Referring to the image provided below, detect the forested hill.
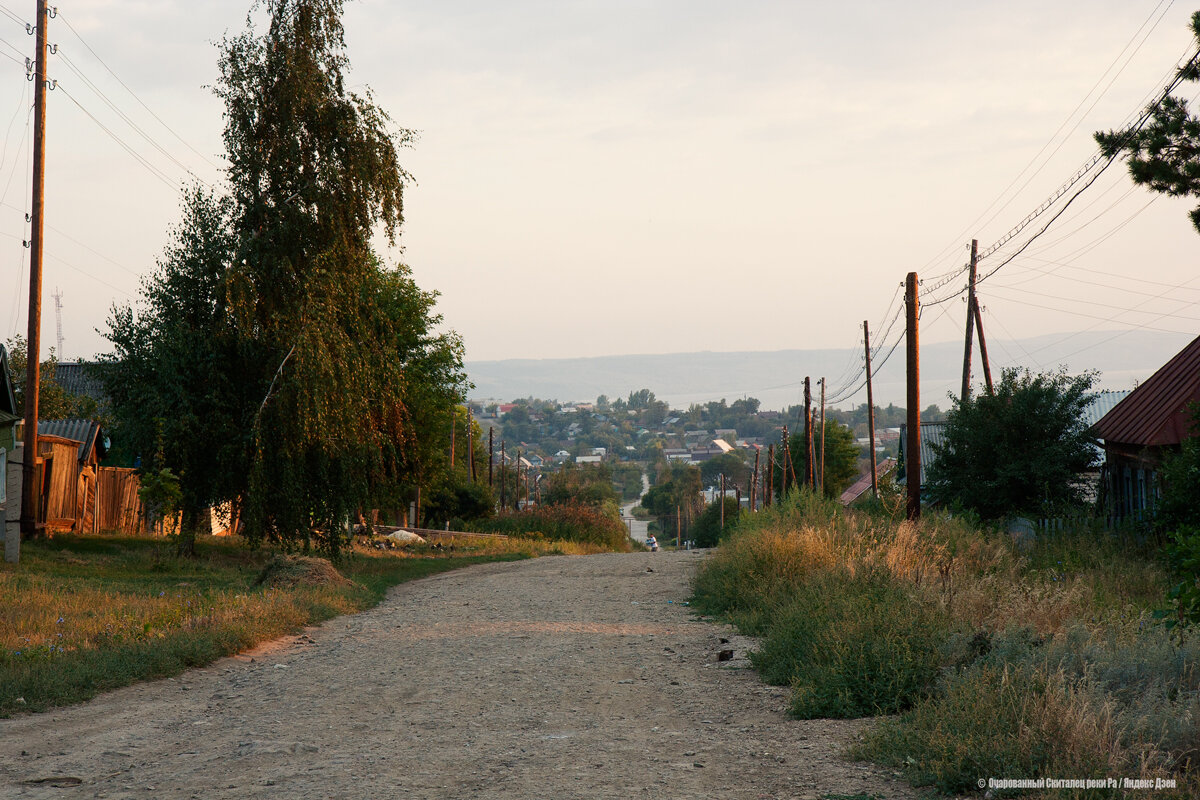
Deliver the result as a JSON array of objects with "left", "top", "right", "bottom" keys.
[{"left": 466, "top": 329, "right": 1193, "bottom": 410}]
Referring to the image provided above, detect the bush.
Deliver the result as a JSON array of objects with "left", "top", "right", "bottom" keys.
[
  {"left": 691, "top": 498, "right": 739, "bottom": 548},
  {"left": 471, "top": 502, "right": 631, "bottom": 551},
  {"left": 752, "top": 569, "right": 953, "bottom": 717}
]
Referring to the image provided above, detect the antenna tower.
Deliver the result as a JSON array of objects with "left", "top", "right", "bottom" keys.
[{"left": 53, "top": 287, "right": 63, "bottom": 357}]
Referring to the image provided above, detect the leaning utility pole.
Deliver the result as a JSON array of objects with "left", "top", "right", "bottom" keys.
[
  {"left": 19, "top": 0, "right": 50, "bottom": 550},
  {"left": 960, "top": 239, "right": 978, "bottom": 401},
  {"left": 973, "top": 298, "right": 994, "bottom": 395},
  {"left": 905, "top": 272, "right": 921, "bottom": 521},
  {"left": 864, "top": 320, "right": 879, "bottom": 499}
]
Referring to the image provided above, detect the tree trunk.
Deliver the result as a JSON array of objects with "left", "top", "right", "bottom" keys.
[{"left": 177, "top": 506, "right": 199, "bottom": 558}]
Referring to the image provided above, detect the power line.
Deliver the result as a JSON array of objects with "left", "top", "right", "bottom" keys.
[
  {"left": 57, "top": 50, "right": 210, "bottom": 185},
  {"left": 57, "top": 83, "right": 182, "bottom": 191},
  {"left": 57, "top": 11, "right": 222, "bottom": 172}
]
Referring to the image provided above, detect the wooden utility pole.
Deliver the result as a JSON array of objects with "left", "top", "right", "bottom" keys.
[
  {"left": 449, "top": 409, "right": 456, "bottom": 468},
  {"left": 803, "top": 378, "right": 813, "bottom": 488},
  {"left": 19, "top": 0, "right": 50, "bottom": 548},
  {"left": 499, "top": 440, "right": 506, "bottom": 509},
  {"left": 515, "top": 449, "right": 522, "bottom": 509},
  {"left": 818, "top": 377, "right": 826, "bottom": 494},
  {"left": 488, "top": 427, "right": 494, "bottom": 486},
  {"left": 750, "top": 449, "right": 760, "bottom": 511},
  {"left": 765, "top": 444, "right": 774, "bottom": 506},
  {"left": 864, "top": 320, "right": 879, "bottom": 500},
  {"left": 961, "top": 239, "right": 979, "bottom": 402},
  {"left": 973, "top": 299, "right": 994, "bottom": 395},
  {"left": 719, "top": 473, "right": 725, "bottom": 530},
  {"left": 466, "top": 408, "right": 475, "bottom": 482},
  {"left": 905, "top": 272, "right": 921, "bottom": 521},
  {"left": 675, "top": 505, "right": 681, "bottom": 548}
]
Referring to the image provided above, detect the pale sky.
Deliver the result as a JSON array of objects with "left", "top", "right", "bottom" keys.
[{"left": 2, "top": 0, "right": 1199, "bottom": 383}]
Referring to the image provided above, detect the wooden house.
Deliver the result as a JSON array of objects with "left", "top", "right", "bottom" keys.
[
  {"left": 36, "top": 420, "right": 108, "bottom": 533},
  {"left": 1092, "top": 334, "right": 1200, "bottom": 521},
  {"left": 1, "top": 344, "right": 21, "bottom": 546}
]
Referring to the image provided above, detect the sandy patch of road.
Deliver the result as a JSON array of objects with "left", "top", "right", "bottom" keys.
[{"left": 0, "top": 550, "right": 918, "bottom": 799}]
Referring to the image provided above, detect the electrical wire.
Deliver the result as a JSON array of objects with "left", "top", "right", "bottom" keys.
[
  {"left": 57, "top": 11, "right": 222, "bottom": 172},
  {"left": 57, "top": 50, "right": 211, "bottom": 186},
  {"left": 57, "top": 84, "right": 181, "bottom": 191}
]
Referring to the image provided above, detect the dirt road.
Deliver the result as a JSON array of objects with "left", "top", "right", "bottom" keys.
[{"left": 1, "top": 551, "right": 916, "bottom": 799}]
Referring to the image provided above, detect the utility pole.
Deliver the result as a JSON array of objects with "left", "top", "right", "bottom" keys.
[
  {"left": 973, "top": 299, "right": 994, "bottom": 395},
  {"left": 449, "top": 408, "right": 456, "bottom": 469},
  {"left": 719, "top": 473, "right": 725, "bottom": 530},
  {"left": 818, "top": 377, "right": 826, "bottom": 495},
  {"left": 803, "top": 378, "right": 813, "bottom": 488},
  {"left": 960, "top": 239, "right": 978, "bottom": 402},
  {"left": 750, "top": 448, "right": 760, "bottom": 511},
  {"left": 906, "top": 272, "right": 921, "bottom": 521},
  {"left": 488, "top": 427, "right": 494, "bottom": 486},
  {"left": 20, "top": 0, "right": 50, "bottom": 547},
  {"left": 864, "top": 320, "right": 879, "bottom": 500},
  {"left": 466, "top": 408, "right": 475, "bottom": 483},
  {"left": 765, "top": 444, "right": 774, "bottom": 507},
  {"left": 499, "top": 440, "right": 506, "bottom": 510}
]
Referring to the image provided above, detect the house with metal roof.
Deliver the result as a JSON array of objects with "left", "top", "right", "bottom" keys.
[
  {"left": 0, "top": 344, "right": 18, "bottom": 454},
  {"left": 1092, "top": 335, "right": 1200, "bottom": 521}
]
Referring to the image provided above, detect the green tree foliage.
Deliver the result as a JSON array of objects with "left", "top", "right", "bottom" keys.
[
  {"left": 700, "top": 452, "right": 749, "bottom": 489},
  {"left": 101, "top": 1, "right": 466, "bottom": 555},
  {"left": 767, "top": 419, "right": 861, "bottom": 502},
  {"left": 1095, "top": 12, "right": 1200, "bottom": 232},
  {"left": 541, "top": 463, "right": 620, "bottom": 507},
  {"left": 692, "top": 497, "right": 739, "bottom": 548},
  {"left": 926, "top": 368, "right": 1098, "bottom": 520},
  {"left": 641, "top": 463, "right": 703, "bottom": 537},
  {"left": 5, "top": 335, "right": 99, "bottom": 420},
  {"left": 1155, "top": 405, "right": 1200, "bottom": 627},
  {"left": 217, "top": 0, "right": 416, "bottom": 552},
  {"left": 100, "top": 189, "right": 246, "bottom": 555}
]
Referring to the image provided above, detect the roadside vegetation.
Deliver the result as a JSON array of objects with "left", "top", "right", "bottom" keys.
[
  {"left": 0, "top": 532, "right": 579, "bottom": 717},
  {"left": 470, "top": 502, "right": 633, "bottom": 552},
  {"left": 692, "top": 491, "right": 1197, "bottom": 798}
]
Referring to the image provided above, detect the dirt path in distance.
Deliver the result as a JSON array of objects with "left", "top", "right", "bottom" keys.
[{"left": 0, "top": 550, "right": 917, "bottom": 800}]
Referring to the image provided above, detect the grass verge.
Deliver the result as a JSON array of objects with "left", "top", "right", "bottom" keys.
[
  {"left": 692, "top": 491, "right": 1198, "bottom": 797},
  {"left": 0, "top": 532, "right": 541, "bottom": 717}
]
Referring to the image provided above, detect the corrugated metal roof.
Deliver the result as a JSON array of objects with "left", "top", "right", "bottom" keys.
[
  {"left": 917, "top": 421, "right": 947, "bottom": 488},
  {"left": 839, "top": 458, "right": 896, "bottom": 506},
  {"left": 38, "top": 419, "right": 105, "bottom": 463},
  {"left": 1082, "top": 390, "right": 1131, "bottom": 432},
  {"left": 1092, "top": 334, "right": 1200, "bottom": 447},
  {"left": 54, "top": 362, "right": 108, "bottom": 405}
]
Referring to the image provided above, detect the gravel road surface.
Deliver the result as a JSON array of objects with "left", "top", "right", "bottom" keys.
[{"left": 0, "top": 551, "right": 917, "bottom": 799}]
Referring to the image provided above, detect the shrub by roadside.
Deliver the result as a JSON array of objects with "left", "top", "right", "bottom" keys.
[
  {"left": 470, "top": 501, "right": 632, "bottom": 551},
  {"left": 691, "top": 490, "right": 1197, "bottom": 797}
]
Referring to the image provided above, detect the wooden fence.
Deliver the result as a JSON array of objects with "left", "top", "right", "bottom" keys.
[{"left": 96, "top": 467, "right": 142, "bottom": 535}]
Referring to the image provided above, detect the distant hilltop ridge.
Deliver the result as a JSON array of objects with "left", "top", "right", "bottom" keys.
[{"left": 466, "top": 329, "right": 1195, "bottom": 411}]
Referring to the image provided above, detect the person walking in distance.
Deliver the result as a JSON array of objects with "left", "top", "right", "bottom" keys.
[{"left": 646, "top": 533, "right": 658, "bottom": 552}]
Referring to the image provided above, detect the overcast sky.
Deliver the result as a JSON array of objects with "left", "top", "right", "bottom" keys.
[{"left": 2, "top": 0, "right": 1198, "bottom": 380}]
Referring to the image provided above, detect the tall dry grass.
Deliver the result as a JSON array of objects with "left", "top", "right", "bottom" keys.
[{"left": 692, "top": 490, "right": 1197, "bottom": 797}]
